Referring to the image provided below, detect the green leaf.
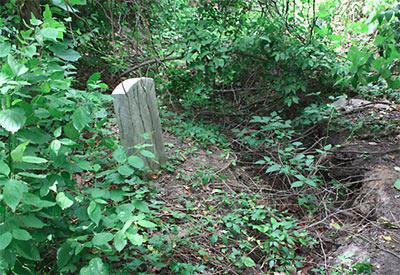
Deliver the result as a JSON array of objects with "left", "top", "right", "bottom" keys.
[
  {"left": 19, "top": 215, "right": 46, "bottom": 228},
  {"left": 79, "top": 257, "right": 109, "bottom": 275},
  {"left": 0, "top": 232, "right": 12, "bottom": 250},
  {"left": 291, "top": 181, "right": 304, "bottom": 188},
  {"left": 7, "top": 55, "right": 28, "bottom": 77},
  {"left": 117, "top": 165, "right": 134, "bottom": 177},
  {"left": 240, "top": 256, "right": 255, "bottom": 267},
  {"left": 50, "top": 139, "right": 61, "bottom": 155},
  {"left": 0, "top": 108, "right": 26, "bottom": 133},
  {"left": 38, "top": 28, "right": 60, "bottom": 41},
  {"left": 22, "top": 193, "right": 56, "bottom": 208},
  {"left": 113, "top": 147, "right": 127, "bottom": 163},
  {"left": 22, "top": 156, "right": 48, "bottom": 164},
  {"left": 137, "top": 220, "right": 157, "bottom": 228},
  {"left": 56, "top": 192, "right": 74, "bottom": 210},
  {"left": 127, "top": 233, "right": 144, "bottom": 246},
  {"left": 15, "top": 241, "right": 41, "bottom": 261},
  {"left": 113, "top": 231, "right": 127, "bottom": 252},
  {"left": 72, "top": 107, "right": 91, "bottom": 131},
  {"left": 11, "top": 141, "right": 29, "bottom": 162},
  {"left": 12, "top": 229, "right": 32, "bottom": 241},
  {"left": 266, "top": 164, "right": 281, "bottom": 173},
  {"left": 87, "top": 201, "right": 101, "bottom": 226},
  {"left": 92, "top": 232, "right": 113, "bottom": 246},
  {"left": 140, "top": 150, "right": 155, "bottom": 159},
  {"left": 57, "top": 242, "right": 73, "bottom": 268},
  {"left": 132, "top": 200, "right": 149, "bottom": 212},
  {"left": 4, "top": 179, "right": 27, "bottom": 211},
  {"left": 128, "top": 155, "right": 145, "bottom": 170},
  {"left": 394, "top": 179, "right": 400, "bottom": 191},
  {"left": 0, "top": 41, "right": 11, "bottom": 58},
  {"left": 49, "top": 44, "right": 81, "bottom": 62},
  {"left": 0, "top": 160, "right": 10, "bottom": 176}
]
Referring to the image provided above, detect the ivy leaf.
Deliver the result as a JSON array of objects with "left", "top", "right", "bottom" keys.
[
  {"left": 0, "top": 232, "right": 12, "bottom": 250},
  {"left": 113, "top": 231, "right": 127, "bottom": 252},
  {"left": 87, "top": 201, "right": 102, "bottom": 226},
  {"left": 4, "top": 179, "right": 27, "bottom": 212},
  {"left": 72, "top": 107, "right": 90, "bottom": 131},
  {"left": 0, "top": 108, "right": 26, "bottom": 133},
  {"left": 56, "top": 192, "right": 74, "bottom": 210},
  {"left": 127, "top": 155, "right": 145, "bottom": 170},
  {"left": 394, "top": 179, "right": 400, "bottom": 191}
]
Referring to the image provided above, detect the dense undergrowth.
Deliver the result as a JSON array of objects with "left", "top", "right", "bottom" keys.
[{"left": 0, "top": 0, "right": 399, "bottom": 274}]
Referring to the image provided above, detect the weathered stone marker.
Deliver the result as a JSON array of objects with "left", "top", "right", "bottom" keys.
[{"left": 112, "top": 78, "right": 166, "bottom": 171}]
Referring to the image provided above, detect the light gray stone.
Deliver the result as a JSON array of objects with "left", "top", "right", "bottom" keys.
[{"left": 112, "top": 78, "right": 166, "bottom": 171}]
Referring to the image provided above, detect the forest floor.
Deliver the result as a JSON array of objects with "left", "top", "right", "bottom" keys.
[{"left": 153, "top": 97, "right": 400, "bottom": 274}]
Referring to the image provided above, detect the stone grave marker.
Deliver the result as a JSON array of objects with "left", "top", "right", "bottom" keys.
[{"left": 112, "top": 77, "right": 165, "bottom": 171}]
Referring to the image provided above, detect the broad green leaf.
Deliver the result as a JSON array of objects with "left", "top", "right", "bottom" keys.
[
  {"left": 127, "top": 233, "right": 144, "bottom": 246},
  {"left": 132, "top": 200, "right": 149, "bottom": 212},
  {"left": 22, "top": 193, "right": 56, "bottom": 208},
  {"left": 137, "top": 220, "right": 157, "bottom": 228},
  {"left": 18, "top": 215, "right": 45, "bottom": 228},
  {"left": 0, "top": 41, "right": 11, "bottom": 58},
  {"left": 49, "top": 44, "right": 81, "bottom": 62},
  {"left": 266, "top": 164, "right": 281, "bottom": 173},
  {"left": 79, "top": 257, "right": 109, "bottom": 275},
  {"left": 57, "top": 242, "right": 73, "bottom": 268},
  {"left": 30, "top": 18, "right": 43, "bottom": 26},
  {"left": 113, "top": 147, "right": 127, "bottom": 163},
  {"left": 50, "top": 139, "right": 61, "bottom": 155},
  {"left": 117, "top": 165, "right": 134, "bottom": 177},
  {"left": 0, "top": 160, "right": 10, "bottom": 176},
  {"left": 4, "top": 179, "right": 27, "bottom": 211},
  {"left": 113, "top": 231, "right": 127, "bottom": 252},
  {"left": 15, "top": 241, "right": 41, "bottom": 261},
  {"left": 0, "top": 232, "right": 12, "bottom": 250},
  {"left": 72, "top": 107, "right": 90, "bottom": 131},
  {"left": 11, "top": 141, "right": 29, "bottom": 162},
  {"left": 12, "top": 229, "right": 32, "bottom": 241},
  {"left": 140, "top": 150, "right": 155, "bottom": 159},
  {"left": 7, "top": 55, "right": 28, "bottom": 77},
  {"left": 56, "top": 192, "right": 74, "bottom": 210},
  {"left": 240, "top": 256, "right": 255, "bottom": 267},
  {"left": 92, "top": 232, "right": 113, "bottom": 246},
  {"left": 127, "top": 155, "right": 145, "bottom": 170},
  {"left": 291, "top": 181, "right": 304, "bottom": 188},
  {"left": 38, "top": 28, "right": 60, "bottom": 41},
  {"left": 22, "top": 156, "right": 48, "bottom": 164},
  {"left": 394, "top": 179, "right": 400, "bottom": 191},
  {"left": 87, "top": 201, "right": 101, "bottom": 226},
  {"left": 0, "top": 108, "right": 26, "bottom": 133}
]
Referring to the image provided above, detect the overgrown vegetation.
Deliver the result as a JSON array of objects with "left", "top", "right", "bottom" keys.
[{"left": 0, "top": 0, "right": 399, "bottom": 274}]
